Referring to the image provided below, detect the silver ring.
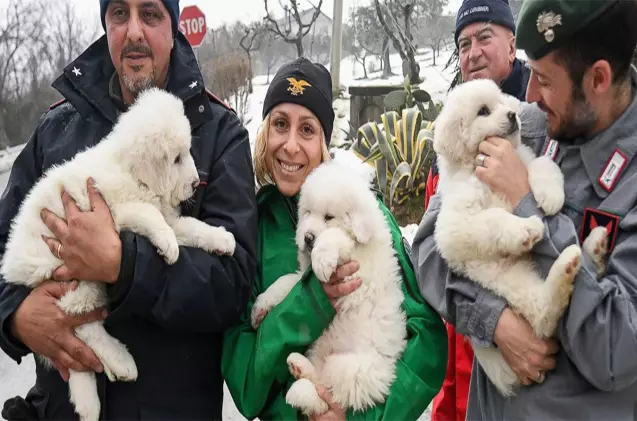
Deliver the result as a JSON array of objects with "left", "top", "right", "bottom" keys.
[
  {"left": 476, "top": 153, "right": 488, "bottom": 167},
  {"left": 56, "top": 243, "right": 62, "bottom": 259},
  {"left": 536, "top": 370, "right": 543, "bottom": 382}
]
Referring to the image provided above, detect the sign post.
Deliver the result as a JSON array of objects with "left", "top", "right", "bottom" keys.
[{"left": 178, "top": 5, "right": 207, "bottom": 63}]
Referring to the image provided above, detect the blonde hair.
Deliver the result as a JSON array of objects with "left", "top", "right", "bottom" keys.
[{"left": 254, "top": 111, "right": 332, "bottom": 189}]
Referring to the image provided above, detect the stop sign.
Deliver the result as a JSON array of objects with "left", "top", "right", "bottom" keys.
[{"left": 179, "top": 5, "right": 207, "bottom": 48}]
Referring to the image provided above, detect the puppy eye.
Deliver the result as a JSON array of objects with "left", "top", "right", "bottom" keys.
[
  {"left": 478, "top": 106, "right": 490, "bottom": 116},
  {"left": 324, "top": 214, "right": 334, "bottom": 222},
  {"left": 174, "top": 155, "right": 181, "bottom": 164}
]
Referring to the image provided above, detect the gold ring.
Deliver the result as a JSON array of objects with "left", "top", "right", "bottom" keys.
[{"left": 56, "top": 243, "right": 62, "bottom": 259}]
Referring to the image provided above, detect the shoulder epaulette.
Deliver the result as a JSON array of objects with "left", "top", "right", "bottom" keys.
[
  {"left": 48, "top": 98, "right": 68, "bottom": 111},
  {"left": 205, "top": 89, "right": 236, "bottom": 114}
]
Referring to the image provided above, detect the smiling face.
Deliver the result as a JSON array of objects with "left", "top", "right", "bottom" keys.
[
  {"left": 265, "top": 103, "right": 325, "bottom": 197},
  {"left": 458, "top": 22, "right": 516, "bottom": 86},
  {"left": 525, "top": 52, "right": 598, "bottom": 140},
  {"left": 105, "top": 0, "right": 174, "bottom": 103}
]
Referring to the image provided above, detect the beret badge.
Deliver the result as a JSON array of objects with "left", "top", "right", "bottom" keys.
[{"left": 536, "top": 11, "right": 562, "bottom": 43}]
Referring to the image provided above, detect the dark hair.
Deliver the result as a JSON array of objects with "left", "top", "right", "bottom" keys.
[{"left": 554, "top": 0, "right": 637, "bottom": 88}]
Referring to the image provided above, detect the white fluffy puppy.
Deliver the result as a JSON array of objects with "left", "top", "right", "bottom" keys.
[
  {"left": 0, "top": 87, "right": 235, "bottom": 421},
  {"left": 432, "top": 79, "right": 583, "bottom": 396},
  {"left": 250, "top": 161, "right": 407, "bottom": 415}
]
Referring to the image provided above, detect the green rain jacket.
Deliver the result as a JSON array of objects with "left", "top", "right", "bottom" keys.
[{"left": 222, "top": 185, "right": 447, "bottom": 420}]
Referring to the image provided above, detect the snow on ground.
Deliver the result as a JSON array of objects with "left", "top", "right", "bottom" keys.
[{"left": 0, "top": 47, "right": 456, "bottom": 421}]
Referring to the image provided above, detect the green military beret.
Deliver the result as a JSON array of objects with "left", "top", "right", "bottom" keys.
[{"left": 516, "top": 0, "right": 619, "bottom": 59}]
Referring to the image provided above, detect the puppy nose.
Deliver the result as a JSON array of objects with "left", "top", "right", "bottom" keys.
[
  {"left": 192, "top": 180, "right": 200, "bottom": 189},
  {"left": 304, "top": 233, "right": 315, "bottom": 248},
  {"left": 507, "top": 111, "right": 517, "bottom": 122}
]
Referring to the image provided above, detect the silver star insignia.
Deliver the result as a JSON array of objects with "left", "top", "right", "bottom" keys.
[
  {"left": 536, "top": 11, "right": 562, "bottom": 43},
  {"left": 72, "top": 67, "right": 82, "bottom": 77},
  {"left": 189, "top": 81, "right": 198, "bottom": 89}
]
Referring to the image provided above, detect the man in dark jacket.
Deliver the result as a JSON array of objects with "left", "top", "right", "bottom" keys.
[
  {"left": 0, "top": 0, "right": 257, "bottom": 419},
  {"left": 424, "top": 1, "right": 531, "bottom": 420}
]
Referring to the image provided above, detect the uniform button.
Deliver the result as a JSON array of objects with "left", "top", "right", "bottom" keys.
[
  {"left": 198, "top": 105, "right": 204, "bottom": 113},
  {"left": 476, "top": 324, "right": 486, "bottom": 339}
]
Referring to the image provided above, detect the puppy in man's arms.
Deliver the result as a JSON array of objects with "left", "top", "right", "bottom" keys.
[
  {"left": 431, "top": 79, "right": 608, "bottom": 396},
  {"left": 0, "top": 88, "right": 235, "bottom": 421}
]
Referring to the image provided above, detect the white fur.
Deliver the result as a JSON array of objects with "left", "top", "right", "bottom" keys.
[
  {"left": 0, "top": 88, "right": 235, "bottom": 421},
  {"left": 250, "top": 161, "right": 407, "bottom": 415},
  {"left": 432, "top": 79, "right": 584, "bottom": 397}
]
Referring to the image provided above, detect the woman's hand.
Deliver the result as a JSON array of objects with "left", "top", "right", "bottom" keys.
[
  {"left": 308, "top": 385, "right": 346, "bottom": 421},
  {"left": 322, "top": 261, "right": 362, "bottom": 310}
]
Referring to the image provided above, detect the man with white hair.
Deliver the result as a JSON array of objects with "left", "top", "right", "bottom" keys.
[{"left": 423, "top": 1, "right": 531, "bottom": 420}]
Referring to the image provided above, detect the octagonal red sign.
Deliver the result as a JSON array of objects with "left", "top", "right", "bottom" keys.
[{"left": 179, "top": 5, "right": 207, "bottom": 48}]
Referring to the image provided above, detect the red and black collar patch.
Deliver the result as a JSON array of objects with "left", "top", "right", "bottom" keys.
[{"left": 580, "top": 208, "right": 620, "bottom": 252}]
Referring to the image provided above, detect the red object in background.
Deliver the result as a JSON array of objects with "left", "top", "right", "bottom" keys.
[
  {"left": 178, "top": 5, "right": 207, "bottom": 48},
  {"left": 431, "top": 323, "right": 474, "bottom": 421}
]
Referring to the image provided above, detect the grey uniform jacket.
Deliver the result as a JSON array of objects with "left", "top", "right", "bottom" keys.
[{"left": 412, "top": 71, "right": 637, "bottom": 420}]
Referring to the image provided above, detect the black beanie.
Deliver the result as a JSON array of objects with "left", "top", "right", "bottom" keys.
[
  {"left": 262, "top": 58, "right": 334, "bottom": 144},
  {"left": 100, "top": 0, "right": 180, "bottom": 35},
  {"left": 455, "top": 0, "right": 516, "bottom": 46}
]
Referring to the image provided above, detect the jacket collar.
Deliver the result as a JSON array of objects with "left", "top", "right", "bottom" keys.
[
  {"left": 500, "top": 58, "right": 529, "bottom": 101},
  {"left": 51, "top": 31, "right": 213, "bottom": 129},
  {"left": 575, "top": 69, "right": 637, "bottom": 198}
]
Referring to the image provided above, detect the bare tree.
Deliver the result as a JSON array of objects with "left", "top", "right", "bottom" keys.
[
  {"left": 373, "top": 0, "right": 420, "bottom": 84},
  {"left": 255, "top": 32, "right": 292, "bottom": 83},
  {"left": 202, "top": 54, "right": 252, "bottom": 125},
  {"left": 238, "top": 22, "right": 264, "bottom": 92},
  {"left": 349, "top": 5, "right": 387, "bottom": 78},
  {"left": 263, "top": 0, "right": 324, "bottom": 58},
  {"left": 0, "top": 0, "right": 98, "bottom": 148},
  {"left": 42, "top": 0, "right": 100, "bottom": 76},
  {"left": 373, "top": 0, "right": 449, "bottom": 83}
]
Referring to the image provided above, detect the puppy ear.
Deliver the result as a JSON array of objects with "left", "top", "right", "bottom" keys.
[
  {"left": 433, "top": 113, "right": 468, "bottom": 164},
  {"left": 347, "top": 211, "right": 373, "bottom": 244},
  {"left": 129, "top": 136, "right": 171, "bottom": 193}
]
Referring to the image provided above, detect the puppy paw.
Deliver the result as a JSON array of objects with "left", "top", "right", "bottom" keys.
[
  {"left": 102, "top": 350, "right": 138, "bottom": 382},
  {"left": 211, "top": 227, "right": 236, "bottom": 256},
  {"left": 551, "top": 244, "right": 582, "bottom": 285},
  {"left": 523, "top": 216, "right": 544, "bottom": 248},
  {"left": 287, "top": 352, "right": 315, "bottom": 380},
  {"left": 156, "top": 233, "right": 179, "bottom": 264},
  {"left": 311, "top": 244, "right": 339, "bottom": 283},
  {"left": 534, "top": 188, "right": 565, "bottom": 216},
  {"left": 528, "top": 156, "right": 565, "bottom": 216},
  {"left": 251, "top": 294, "right": 274, "bottom": 329},
  {"left": 286, "top": 378, "right": 329, "bottom": 416},
  {"left": 582, "top": 226, "right": 608, "bottom": 277},
  {"left": 505, "top": 216, "right": 544, "bottom": 254}
]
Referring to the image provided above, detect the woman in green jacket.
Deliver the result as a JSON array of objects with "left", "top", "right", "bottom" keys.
[{"left": 221, "top": 57, "right": 447, "bottom": 421}]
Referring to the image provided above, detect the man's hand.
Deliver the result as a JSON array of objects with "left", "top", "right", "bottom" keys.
[
  {"left": 475, "top": 137, "right": 531, "bottom": 208},
  {"left": 493, "top": 308, "right": 559, "bottom": 385},
  {"left": 10, "top": 281, "right": 106, "bottom": 382},
  {"left": 41, "top": 178, "right": 121, "bottom": 283},
  {"left": 309, "top": 385, "right": 346, "bottom": 421},
  {"left": 321, "top": 261, "right": 362, "bottom": 310}
]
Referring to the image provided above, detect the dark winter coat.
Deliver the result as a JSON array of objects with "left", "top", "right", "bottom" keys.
[{"left": 0, "top": 32, "right": 257, "bottom": 420}]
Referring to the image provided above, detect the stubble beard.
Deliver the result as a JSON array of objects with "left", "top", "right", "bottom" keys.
[
  {"left": 120, "top": 65, "right": 157, "bottom": 97},
  {"left": 549, "top": 87, "right": 597, "bottom": 141}
]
